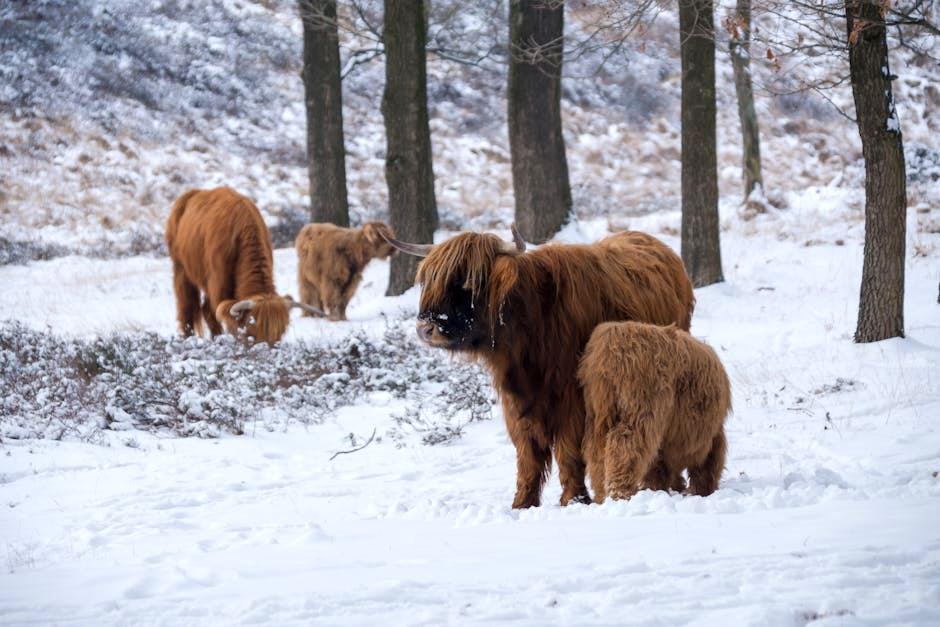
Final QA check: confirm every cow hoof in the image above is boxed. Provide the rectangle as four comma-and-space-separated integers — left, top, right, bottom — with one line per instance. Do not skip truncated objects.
511, 494, 540, 509
560, 493, 592, 506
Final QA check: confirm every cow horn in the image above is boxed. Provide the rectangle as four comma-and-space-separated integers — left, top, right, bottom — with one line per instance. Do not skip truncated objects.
230, 299, 255, 316
379, 230, 434, 258
283, 295, 326, 317
510, 223, 526, 252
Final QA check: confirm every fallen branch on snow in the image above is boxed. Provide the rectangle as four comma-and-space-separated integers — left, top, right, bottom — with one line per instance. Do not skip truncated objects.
329, 428, 377, 461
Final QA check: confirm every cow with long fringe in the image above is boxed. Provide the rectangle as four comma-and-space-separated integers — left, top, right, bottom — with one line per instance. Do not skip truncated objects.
384, 227, 695, 508
295, 221, 396, 321
579, 321, 730, 503
166, 187, 320, 344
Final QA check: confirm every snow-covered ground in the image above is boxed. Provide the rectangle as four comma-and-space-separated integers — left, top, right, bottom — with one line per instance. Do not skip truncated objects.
2, 0, 939, 623
2, 201, 939, 625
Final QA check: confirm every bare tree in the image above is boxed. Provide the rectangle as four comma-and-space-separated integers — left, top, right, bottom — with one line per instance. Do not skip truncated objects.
752, 0, 936, 340
333, 1, 508, 79
754, 1, 937, 111
679, 0, 723, 287
508, 0, 572, 244
299, 0, 350, 227
725, 0, 764, 201
847, 0, 907, 343
382, 0, 439, 296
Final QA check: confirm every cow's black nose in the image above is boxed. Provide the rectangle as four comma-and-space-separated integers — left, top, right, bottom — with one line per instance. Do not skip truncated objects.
416, 320, 435, 343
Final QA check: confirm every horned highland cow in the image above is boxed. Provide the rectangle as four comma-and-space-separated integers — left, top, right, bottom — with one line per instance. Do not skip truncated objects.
166, 187, 320, 344
579, 321, 730, 503
295, 221, 396, 321
384, 227, 695, 508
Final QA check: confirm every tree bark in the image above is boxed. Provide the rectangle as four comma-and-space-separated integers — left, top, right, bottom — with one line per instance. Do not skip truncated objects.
299, 0, 350, 226
382, 0, 439, 296
679, 0, 723, 287
729, 0, 763, 200
508, 0, 572, 244
847, 0, 907, 343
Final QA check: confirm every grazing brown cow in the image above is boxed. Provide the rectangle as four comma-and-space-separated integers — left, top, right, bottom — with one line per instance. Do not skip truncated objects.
166, 187, 320, 343
579, 322, 730, 503
384, 227, 694, 508
295, 222, 396, 321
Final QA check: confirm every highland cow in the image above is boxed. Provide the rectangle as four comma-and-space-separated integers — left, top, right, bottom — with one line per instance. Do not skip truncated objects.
384, 227, 694, 508
579, 322, 730, 503
295, 221, 396, 321
166, 187, 320, 343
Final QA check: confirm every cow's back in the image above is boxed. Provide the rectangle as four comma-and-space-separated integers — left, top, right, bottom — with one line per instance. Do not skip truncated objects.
167, 187, 270, 291
296, 223, 356, 280
597, 231, 694, 331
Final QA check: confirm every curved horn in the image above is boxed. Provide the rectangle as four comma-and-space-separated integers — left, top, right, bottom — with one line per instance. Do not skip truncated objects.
229, 299, 255, 316
379, 230, 434, 258
283, 295, 326, 317
498, 224, 526, 254
510, 223, 526, 252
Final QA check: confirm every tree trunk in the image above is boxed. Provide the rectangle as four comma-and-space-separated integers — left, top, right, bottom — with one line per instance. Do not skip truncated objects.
679, 0, 723, 287
729, 0, 763, 200
299, 0, 349, 226
382, 0, 439, 296
508, 0, 572, 244
847, 0, 907, 343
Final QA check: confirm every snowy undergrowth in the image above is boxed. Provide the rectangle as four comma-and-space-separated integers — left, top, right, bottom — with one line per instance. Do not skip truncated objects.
0, 319, 491, 444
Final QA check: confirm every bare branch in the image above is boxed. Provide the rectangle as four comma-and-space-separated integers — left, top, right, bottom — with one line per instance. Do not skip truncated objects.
329, 427, 377, 461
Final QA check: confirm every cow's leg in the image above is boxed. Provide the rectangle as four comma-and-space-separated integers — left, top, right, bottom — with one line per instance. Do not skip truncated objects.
324, 293, 345, 321
172, 261, 199, 337
555, 401, 591, 506
207, 274, 235, 337
642, 454, 671, 492
298, 276, 321, 318
670, 468, 688, 492
584, 424, 607, 504
688, 429, 726, 497
604, 409, 666, 501
335, 274, 364, 322
319, 282, 346, 321
506, 411, 552, 509
332, 287, 350, 321
512, 438, 552, 509
643, 454, 686, 492
201, 297, 222, 336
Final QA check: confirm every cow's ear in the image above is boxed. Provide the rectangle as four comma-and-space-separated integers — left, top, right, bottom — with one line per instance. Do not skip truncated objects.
364, 223, 388, 246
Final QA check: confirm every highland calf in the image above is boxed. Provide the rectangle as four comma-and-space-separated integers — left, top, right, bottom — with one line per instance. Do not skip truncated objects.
579, 322, 730, 503
295, 222, 396, 321
166, 187, 320, 344
384, 228, 695, 508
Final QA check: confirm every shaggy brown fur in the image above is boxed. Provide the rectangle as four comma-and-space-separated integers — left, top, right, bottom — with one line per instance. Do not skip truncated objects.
579, 322, 730, 503
412, 230, 695, 508
166, 187, 291, 344
295, 221, 395, 320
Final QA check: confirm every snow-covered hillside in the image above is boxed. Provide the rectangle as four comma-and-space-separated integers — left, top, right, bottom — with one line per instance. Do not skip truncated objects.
3, 0, 937, 258
2, 0, 939, 624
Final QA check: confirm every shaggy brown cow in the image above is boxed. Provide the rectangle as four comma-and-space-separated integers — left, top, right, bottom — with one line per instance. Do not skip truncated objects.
166, 187, 320, 343
579, 322, 730, 502
384, 227, 694, 508
295, 222, 396, 321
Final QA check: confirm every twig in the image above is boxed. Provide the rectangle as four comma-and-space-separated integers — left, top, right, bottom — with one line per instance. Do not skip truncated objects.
329, 427, 376, 461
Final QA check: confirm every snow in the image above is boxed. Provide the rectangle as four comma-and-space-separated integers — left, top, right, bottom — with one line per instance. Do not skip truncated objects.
2, 0, 940, 623
2, 199, 940, 624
